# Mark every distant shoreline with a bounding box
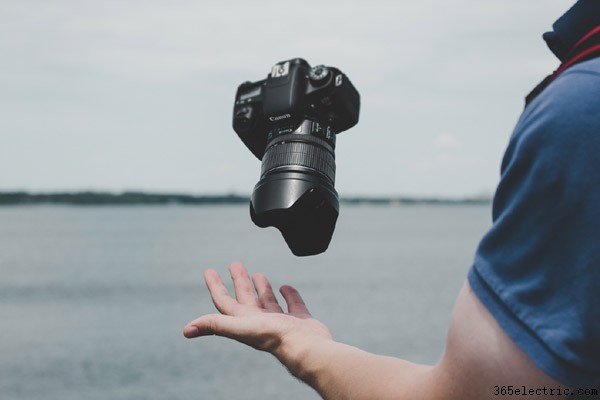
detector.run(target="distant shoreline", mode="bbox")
[0,191,491,206]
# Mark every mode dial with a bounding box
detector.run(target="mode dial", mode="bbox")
[309,65,330,83]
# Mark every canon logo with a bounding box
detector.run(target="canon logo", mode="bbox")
[269,114,292,122]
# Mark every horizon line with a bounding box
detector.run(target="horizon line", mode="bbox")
[0,190,492,206]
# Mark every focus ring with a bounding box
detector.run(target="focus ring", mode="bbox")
[261,134,336,184]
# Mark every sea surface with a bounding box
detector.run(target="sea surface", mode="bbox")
[0,204,491,400]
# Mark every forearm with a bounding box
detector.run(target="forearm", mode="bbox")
[189,267,568,400]
[277,336,434,400]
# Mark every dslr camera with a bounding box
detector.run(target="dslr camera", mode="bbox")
[232,58,360,256]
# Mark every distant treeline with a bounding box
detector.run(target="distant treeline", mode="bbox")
[0,191,491,206]
[0,192,248,205]
[341,197,491,206]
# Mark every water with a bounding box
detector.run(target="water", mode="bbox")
[0,205,491,399]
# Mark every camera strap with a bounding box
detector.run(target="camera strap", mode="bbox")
[525,25,600,107]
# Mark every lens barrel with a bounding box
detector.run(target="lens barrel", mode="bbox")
[261,120,336,184]
[250,119,340,256]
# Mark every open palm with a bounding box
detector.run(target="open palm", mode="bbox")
[183,262,332,356]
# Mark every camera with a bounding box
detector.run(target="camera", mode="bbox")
[232,58,360,256]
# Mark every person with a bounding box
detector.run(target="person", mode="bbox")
[183,1,600,398]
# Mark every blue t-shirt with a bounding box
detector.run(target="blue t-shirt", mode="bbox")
[468,57,600,388]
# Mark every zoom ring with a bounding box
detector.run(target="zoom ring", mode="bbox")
[261,135,336,184]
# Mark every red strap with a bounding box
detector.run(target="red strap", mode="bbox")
[574,25,600,49]
[555,43,600,75]
[526,25,600,106]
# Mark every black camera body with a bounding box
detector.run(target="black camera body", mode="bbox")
[232,58,360,256]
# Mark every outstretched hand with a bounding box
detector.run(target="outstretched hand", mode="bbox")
[183,262,332,361]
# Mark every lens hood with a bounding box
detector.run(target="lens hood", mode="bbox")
[250,171,339,256]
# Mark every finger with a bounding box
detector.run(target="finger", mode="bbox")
[229,262,260,306]
[184,313,255,339]
[204,268,241,315]
[252,272,284,313]
[184,314,274,351]
[280,285,311,315]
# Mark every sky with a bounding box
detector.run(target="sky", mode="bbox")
[1,0,573,197]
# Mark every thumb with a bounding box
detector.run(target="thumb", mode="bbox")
[183,313,256,340]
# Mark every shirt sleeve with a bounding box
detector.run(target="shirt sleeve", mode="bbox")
[468,65,600,388]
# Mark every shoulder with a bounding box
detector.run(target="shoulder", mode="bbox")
[533,57,600,112]
[518,58,600,147]
[501,60,600,189]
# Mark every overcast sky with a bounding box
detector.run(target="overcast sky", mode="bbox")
[1,0,573,197]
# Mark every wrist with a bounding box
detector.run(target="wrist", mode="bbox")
[275,332,334,381]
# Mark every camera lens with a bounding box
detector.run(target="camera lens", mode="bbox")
[250,118,340,256]
[260,120,336,185]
